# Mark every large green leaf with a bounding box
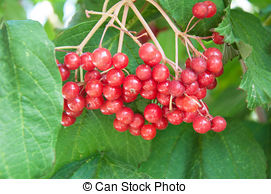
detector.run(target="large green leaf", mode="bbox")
[0,0,26,21]
[0,20,62,178]
[216,9,271,109]
[139,120,267,178]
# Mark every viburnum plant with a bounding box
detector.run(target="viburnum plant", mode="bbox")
[57,0,226,140]
[1,0,271,179]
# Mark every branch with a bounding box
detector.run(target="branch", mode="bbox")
[118,4,129,53]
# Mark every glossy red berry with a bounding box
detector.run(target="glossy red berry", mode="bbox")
[144,103,162,123]
[62,82,79,100]
[129,113,144,129]
[136,64,152,81]
[206,79,217,90]
[140,89,157,100]
[183,111,198,123]
[212,32,224,44]
[138,43,158,63]
[192,2,208,19]
[166,109,184,125]
[141,124,156,140]
[195,87,207,99]
[116,107,134,125]
[100,103,113,115]
[145,50,162,67]
[152,64,169,82]
[85,79,103,97]
[129,127,141,136]
[203,47,222,59]
[185,81,199,95]
[85,95,104,110]
[154,117,168,130]
[175,96,199,112]
[106,98,123,113]
[122,95,137,103]
[123,75,142,96]
[113,119,128,132]
[157,80,170,95]
[204,1,217,18]
[181,68,198,85]
[61,112,76,126]
[157,92,170,106]
[64,52,81,70]
[106,69,125,86]
[191,57,207,74]
[169,80,185,97]
[65,109,83,118]
[67,95,85,112]
[142,79,157,91]
[214,67,224,77]
[185,58,192,68]
[211,116,227,132]
[207,56,223,73]
[112,52,129,69]
[58,64,70,81]
[103,85,122,101]
[193,116,211,134]
[84,70,101,82]
[81,52,95,71]
[198,71,215,87]
[92,48,112,71]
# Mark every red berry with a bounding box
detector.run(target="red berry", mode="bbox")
[84,70,101,82]
[152,64,169,82]
[85,79,103,97]
[157,80,170,95]
[129,127,141,136]
[191,57,207,74]
[145,50,162,67]
[203,47,222,59]
[65,108,83,118]
[138,43,158,63]
[100,103,113,115]
[169,80,185,97]
[67,95,85,112]
[106,69,125,86]
[193,116,211,134]
[64,52,81,70]
[123,75,142,96]
[185,58,192,68]
[81,52,95,71]
[85,95,104,109]
[129,113,144,129]
[162,106,171,117]
[211,116,227,132]
[144,103,162,123]
[212,32,224,44]
[116,107,134,125]
[61,112,76,126]
[195,87,207,99]
[183,111,198,123]
[140,89,157,99]
[62,82,79,100]
[198,71,215,87]
[58,64,70,81]
[142,79,157,91]
[192,2,208,19]
[122,95,137,103]
[141,124,156,140]
[113,119,128,132]
[214,67,224,77]
[92,48,112,71]
[112,52,129,69]
[136,64,152,81]
[204,1,217,18]
[103,85,122,101]
[154,117,168,130]
[181,68,198,85]
[175,96,199,112]
[206,79,217,90]
[207,56,223,73]
[63,99,69,111]
[166,109,183,125]
[106,98,123,113]
[157,92,170,106]
[185,81,199,95]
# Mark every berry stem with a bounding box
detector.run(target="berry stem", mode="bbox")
[186,19,201,33]
[55,46,79,50]
[169,95,173,111]
[102,0,110,12]
[74,69,78,82]
[118,4,129,53]
[175,34,179,79]
[185,16,195,33]
[122,68,130,75]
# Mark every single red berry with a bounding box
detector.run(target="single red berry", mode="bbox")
[185,81,199,95]
[141,124,156,140]
[113,119,128,132]
[195,87,207,99]
[65,108,83,118]
[214,67,224,77]
[203,47,222,59]
[144,103,162,123]
[106,69,125,86]
[129,127,141,136]
[169,80,185,97]
[136,64,152,81]
[157,92,170,106]
[84,70,101,82]
[198,71,215,87]
[122,95,137,103]
[106,98,123,113]
[193,116,211,134]
[67,95,85,112]
[123,75,142,96]
[154,117,168,130]
[157,80,170,95]
[92,48,112,71]
[81,52,95,71]
[138,43,158,63]
[206,79,217,90]
[141,89,157,100]
[103,85,122,101]
[191,57,207,74]
[145,50,162,67]
[152,64,169,82]
[192,2,208,19]
[204,1,217,18]
[58,64,70,81]
[61,112,76,127]
[116,107,134,125]
[112,52,129,69]
[100,103,113,115]
[211,116,227,132]
[64,52,81,70]
[183,111,198,123]
[85,79,103,97]
[85,95,104,110]
[207,56,223,73]
[62,82,79,100]
[56,59,60,64]
[175,96,199,112]
[181,68,198,85]
[142,79,157,91]
[185,58,192,68]
[166,109,183,125]
[212,32,224,44]
[129,113,145,129]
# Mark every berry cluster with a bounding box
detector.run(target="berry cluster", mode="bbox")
[56,1,227,140]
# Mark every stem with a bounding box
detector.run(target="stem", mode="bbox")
[55,46,78,50]
[187,19,201,33]
[175,34,179,79]
[74,69,78,82]
[101,67,114,74]
[196,37,207,51]
[102,0,110,12]
[118,4,129,53]
[185,16,195,33]
[80,67,83,82]
[185,40,192,60]
[122,68,130,75]
[169,95,173,110]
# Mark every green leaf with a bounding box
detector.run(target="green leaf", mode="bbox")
[0,20,62,178]
[216,9,271,109]
[249,0,270,9]
[52,154,149,179]
[0,0,26,21]
[157,0,226,36]
[139,120,267,178]
[53,110,151,175]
